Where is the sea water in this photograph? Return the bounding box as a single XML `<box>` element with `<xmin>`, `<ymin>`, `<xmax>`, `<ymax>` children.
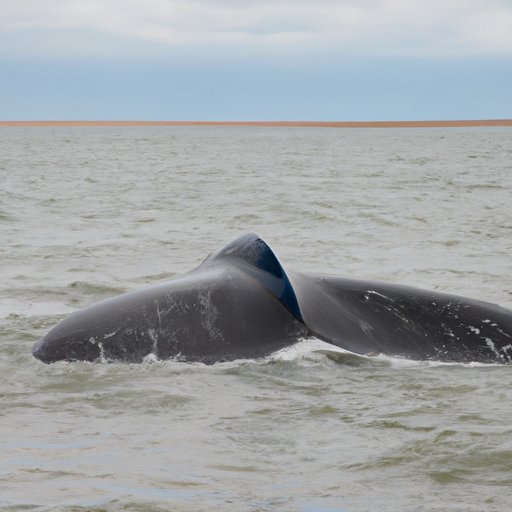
<box><xmin>1</xmin><ymin>126</ymin><xmax>512</xmax><ymax>511</ymax></box>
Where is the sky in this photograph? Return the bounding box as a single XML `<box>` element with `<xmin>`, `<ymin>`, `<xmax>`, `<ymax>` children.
<box><xmin>1</xmin><ymin>0</ymin><xmax>512</xmax><ymax>120</ymax></box>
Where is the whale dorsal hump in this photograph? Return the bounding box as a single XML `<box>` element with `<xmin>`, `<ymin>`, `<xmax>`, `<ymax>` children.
<box><xmin>203</xmin><ymin>233</ymin><xmax>303</xmax><ymax>322</ymax></box>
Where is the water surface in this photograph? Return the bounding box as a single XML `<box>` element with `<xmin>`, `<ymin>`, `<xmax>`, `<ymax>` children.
<box><xmin>1</xmin><ymin>126</ymin><xmax>512</xmax><ymax>511</ymax></box>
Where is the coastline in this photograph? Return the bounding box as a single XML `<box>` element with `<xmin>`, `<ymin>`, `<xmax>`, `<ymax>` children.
<box><xmin>0</xmin><ymin>120</ymin><xmax>511</xmax><ymax>128</ymax></box>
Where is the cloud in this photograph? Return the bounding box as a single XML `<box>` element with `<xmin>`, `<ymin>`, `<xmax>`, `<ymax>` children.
<box><xmin>1</xmin><ymin>0</ymin><xmax>512</xmax><ymax>60</ymax></box>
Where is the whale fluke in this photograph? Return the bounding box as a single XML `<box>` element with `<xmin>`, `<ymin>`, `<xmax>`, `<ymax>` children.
<box><xmin>33</xmin><ymin>234</ymin><xmax>512</xmax><ymax>364</ymax></box>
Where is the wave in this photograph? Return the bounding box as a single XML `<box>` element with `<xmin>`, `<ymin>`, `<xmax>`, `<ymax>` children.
<box><xmin>49</xmin><ymin>336</ymin><xmax>507</xmax><ymax>369</ymax></box>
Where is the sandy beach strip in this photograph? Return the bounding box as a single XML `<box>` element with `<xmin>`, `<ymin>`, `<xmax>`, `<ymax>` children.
<box><xmin>0</xmin><ymin>120</ymin><xmax>511</xmax><ymax>128</ymax></box>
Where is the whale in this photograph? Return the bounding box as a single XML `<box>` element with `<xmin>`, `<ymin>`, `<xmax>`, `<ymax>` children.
<box><xmin>33</xmin><ymin>233</ymin><xmax>512</xmax><ymax>364</ymax></box>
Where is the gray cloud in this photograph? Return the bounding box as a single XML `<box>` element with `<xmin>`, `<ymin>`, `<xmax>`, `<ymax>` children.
<box><xmin>1</xmin><ymin>0</ymin><xmax>512</xmax><ymax>59</ymax></box>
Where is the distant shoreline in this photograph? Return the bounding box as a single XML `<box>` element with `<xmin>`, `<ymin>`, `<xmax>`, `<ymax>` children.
<box><xmin>1</xmin><ymin>120</ymin><xmax>511</xmax><ymax>128</ymax></box>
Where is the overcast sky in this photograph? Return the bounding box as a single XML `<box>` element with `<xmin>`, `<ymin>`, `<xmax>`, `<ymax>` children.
<box><xmin>1</xmin><ymin>0</ymin><xmax>512</xmax><ymax>120</ymax></box>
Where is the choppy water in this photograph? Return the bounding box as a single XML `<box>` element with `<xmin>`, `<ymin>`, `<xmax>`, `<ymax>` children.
<box><xmin>1</xmin><ymin>126</ymin><xmax>512</xmax><ymax>511</ymax></box>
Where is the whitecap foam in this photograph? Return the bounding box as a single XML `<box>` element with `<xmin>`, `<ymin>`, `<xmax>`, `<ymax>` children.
<box><xmin>270</xmin><ymin>337</ymin><xmax>352</xmax><ymax>361</ymax></box>
<box><xmin>90</xmin><ymin>336</ymin><xmax>508</xmax><ymax>369</ymax></box>
<box><xmin>269</xmin><ymin>338</ymin><xmax>508</xmax><ymax>369</ymax></box>
<box><xmin>269</xmin><ymin>337</ymin><xmax>393</xmax><ymax>367</ymax></box>
<box><xmin>142</xmin><ymin>352</ymin><xmax>159</xmax><ymax>363</ymax></box>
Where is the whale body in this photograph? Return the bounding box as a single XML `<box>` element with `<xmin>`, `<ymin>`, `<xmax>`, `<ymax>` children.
<box><xmin>33</xmin><ymin>234</ymin><xmax>512</xmax><ymax>364</ymax></box>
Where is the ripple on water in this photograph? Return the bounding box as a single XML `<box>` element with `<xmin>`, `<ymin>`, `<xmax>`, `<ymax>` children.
<box><xmin>2</xmin><ymin>127</ymin><xmax>512</xmax><ymax>512</ymax></box>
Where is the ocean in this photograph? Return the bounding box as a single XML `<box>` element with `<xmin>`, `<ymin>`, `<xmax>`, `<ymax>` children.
<box><xmin>1</xmin><ymin>126</ymin><xmax>512</xmax><ymax>511</ymax></box>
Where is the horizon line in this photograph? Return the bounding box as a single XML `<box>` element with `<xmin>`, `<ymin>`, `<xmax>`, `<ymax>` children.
<box><xmin>1</xmin><ymin>119</ymin><xmax>511</xmax><ymax>128</ymax></box>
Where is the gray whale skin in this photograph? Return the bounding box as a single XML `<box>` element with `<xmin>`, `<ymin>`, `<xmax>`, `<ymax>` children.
<box><xmin>33</xmin><ymin>234</ymin><xmax>512</xmax><ymax>364</ymax></box>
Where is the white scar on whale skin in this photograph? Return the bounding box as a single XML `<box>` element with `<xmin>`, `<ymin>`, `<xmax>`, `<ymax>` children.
<box><xmin>148</xmin><ymin>328</ymin><xmax>158</xmax><ymax>355</ymax></box>
<box><xmin>485</xmin><ymin>338</ymin><xmax>503</xmax><ymax>360</ymax></box>
<box><xmin>501</xmin><ymin>344</ymin><xmax>512</xmax><ymax>362</ymax></box>
<box><xmin>198</xmin><ymin>288</ymin><xmax>223</xmax><ymax>342</ymax></box>
<box><xmin>496</xmin><ymin>327</ymin><xmax>512</xmax><ymax>339</ymax></box>
<box><xmin>366</xmin><ymin>290</ymin><xmax>389</xmax><ymax>300</ymax></box>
